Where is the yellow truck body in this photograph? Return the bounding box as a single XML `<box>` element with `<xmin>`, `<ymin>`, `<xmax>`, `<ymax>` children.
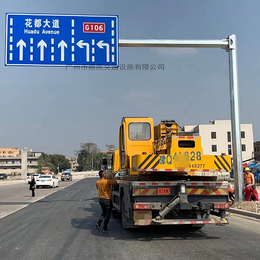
<box><xmin>114</xmin><ymin>117</ymin><xmax>231</xmax><ymax>177</ymax></box>
<box><xmin>111</xmin><ymin>117</ymin><xmax>230</xmax><ymax>229</ymax></box>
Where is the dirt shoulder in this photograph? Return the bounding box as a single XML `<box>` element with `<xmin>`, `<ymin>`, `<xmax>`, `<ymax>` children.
<box><xmin>231</xmin><ymin>201</ymin><xmax>260</xmax><ymax>213</ymax></box>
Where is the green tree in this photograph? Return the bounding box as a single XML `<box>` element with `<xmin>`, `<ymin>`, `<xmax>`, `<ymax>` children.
<box><xmin>37</xmin><ymin>153</ymin><xmax>55</xmax><ymax>173</ymax></box>
<box><xmin>76</xmin><ymin>142</ymin><xmax>102</xmax><ymax>171</ymax></box>
<box><xmin>76</xmin><ymin>149</ymin><xmax>89</xmax><ymax>171</ymax></box>
<box><xmin>37</xmin><ymin>153</ymin><xmax>71</xmax><ymax>174</ymax></box>
<box><xmin>49</xmin><ymin>154</ymin><xmax>71</xmax><ymax>173</ymax></box>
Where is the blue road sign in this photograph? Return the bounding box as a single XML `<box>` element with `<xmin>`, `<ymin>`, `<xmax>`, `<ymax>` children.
<box><xmin>5</xmin><ymin>13</ymin><xmax>118</xmax><ymax>66</ymax></box>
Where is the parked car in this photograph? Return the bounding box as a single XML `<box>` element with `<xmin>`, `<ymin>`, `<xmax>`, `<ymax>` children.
<box><xmin>36</xmin><ymin>175</ymin><xmax>59</xmax><ymax>188</ymax></box>
<box><xmin>61</xmin><ymin>172</ymin><xmax>72</xmax><ymax>181</ymax></box>
<box><xmin>0</xmin><ymin>173</ymin><xmax>7</xmax><ymax>180</ymax></box>
<box><xmin>27</xmin><ymin>173</ymin><xmax>41</xmax><ymax>184</ymax></box>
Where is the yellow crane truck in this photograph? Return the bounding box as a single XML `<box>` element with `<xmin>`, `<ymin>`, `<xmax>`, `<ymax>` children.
<box><xmin>111</xmin><ymin>117</ymin><xmax>231</xmax><ymax>229</ymax></box>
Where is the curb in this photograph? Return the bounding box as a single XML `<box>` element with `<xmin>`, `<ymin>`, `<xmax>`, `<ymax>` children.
<box><xmin>227</xmin><ymin>208</ymin><xmax>260</xmax><ymax>219</ymax></box>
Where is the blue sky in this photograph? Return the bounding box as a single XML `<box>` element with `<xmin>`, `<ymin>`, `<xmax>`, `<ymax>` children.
<box><xmin>1</xmin><ymin>1</ymin><xmax>260</xmax><ymax>156</ymax></box>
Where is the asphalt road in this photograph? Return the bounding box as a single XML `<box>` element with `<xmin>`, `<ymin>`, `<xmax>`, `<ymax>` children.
<box><xmin>0</xmin><ymin>178</ymin><xmax>79</xmax><ymax>219</ymax></box>
<box><xmin>1</xmin><ymin>178</ymin><xmax>260</xmax><ymax>260</ymax></box>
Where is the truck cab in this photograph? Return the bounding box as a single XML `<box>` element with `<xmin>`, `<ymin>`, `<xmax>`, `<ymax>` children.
<box><xmin>118</xmin><ymin>117</ymin><xmax>154</xmax><ymax>175</ymax></box>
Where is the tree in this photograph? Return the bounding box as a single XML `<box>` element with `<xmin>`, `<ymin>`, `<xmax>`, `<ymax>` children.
<box><xmin>76</xmin><ymin>142</ymin><xmax>102</xmax><ymax>171</ymax></box>
<box><xmin>105</xmin><ymin>144</ymin><xmax>116</xmax><ymax>151</ymax></box>
<box><xmin>49</xmin><ymin>154</ymin><xmax>71</xmax><ymax>173</ymax></box>
<box><xmin>37</xmin><ymin>153</ymin><xmax>55</xmax><ymax>173</ymax></box>
<box><xmin>76</xmin><ymin>149</ymin><xmax>89</xmax><ymax>171</ymax></box>
<box><xmin>37</xmin><ymin>153</ymin><xmax>71</xmax><ymax>174</ymax></box>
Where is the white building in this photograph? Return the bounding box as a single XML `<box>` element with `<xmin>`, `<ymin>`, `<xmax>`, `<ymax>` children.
<box><xmin>183</xmin><ymin>120</ymin><xmax>254</xmax><ymax>162</ymax></box>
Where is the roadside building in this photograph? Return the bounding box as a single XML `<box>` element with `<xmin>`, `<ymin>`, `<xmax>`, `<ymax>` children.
<box><xmin>0</xmin><ymin>148</ymin><xmax>19</xmax><ymax>157</ymax></box>
<box><xmin>66</xmin><ymin>157</ymin><xmax>78</xmax><ymax>172</ymax></box>
<box><xmin>183</xmin><ymin>120</ymin><xmax>254</xmax><ymax>162</ymax></box>
<box><xmin>254</xmin><ymin>141</ymin><xmax>260</xmax><ymax>161</ymax></box>
<box><xmin>0</xmin><ymin>147</ymin><xmax>42</xmax><ymax>176</ymax></box>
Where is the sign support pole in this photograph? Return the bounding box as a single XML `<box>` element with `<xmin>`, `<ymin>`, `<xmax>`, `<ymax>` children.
<box><xmin>227</xmin><ymin>35</ymin><xmax>243</xmax><ymax>202</ymax></box>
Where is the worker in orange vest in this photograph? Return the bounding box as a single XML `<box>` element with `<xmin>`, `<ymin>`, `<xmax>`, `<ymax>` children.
<box><xmin>243</xmin><ymin>167</ymin><xmax>259</xmax><ymax>201</ymax></box>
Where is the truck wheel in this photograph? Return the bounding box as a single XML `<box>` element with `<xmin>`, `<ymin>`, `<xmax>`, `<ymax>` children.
<box><xmin>121</xmin><ymin>197</ymin><xmax>130</xmax><ymax>230</ymax></box>
<box><xmin>219</xmin><ymin>210</ymin><xmax>226</xmax><ymax>218</ymax></box>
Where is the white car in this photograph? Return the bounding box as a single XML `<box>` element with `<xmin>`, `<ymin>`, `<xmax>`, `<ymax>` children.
<box><xmin>36</xmin><ymin>175</ymin><xmax>59</xmax><ymax>188</ymax></box>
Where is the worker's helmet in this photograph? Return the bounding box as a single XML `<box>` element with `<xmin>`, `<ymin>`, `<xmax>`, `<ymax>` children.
<box><xmin>244</xmin><ymin>167</ymin><xmax>250</xmax><ymax>172</ymax></box>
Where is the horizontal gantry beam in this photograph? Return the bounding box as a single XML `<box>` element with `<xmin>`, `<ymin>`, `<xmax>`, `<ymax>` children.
<box><xmin>119</xmin><ymin>39</ymin><xmax>230</xmax><ymax>50</ymax></box>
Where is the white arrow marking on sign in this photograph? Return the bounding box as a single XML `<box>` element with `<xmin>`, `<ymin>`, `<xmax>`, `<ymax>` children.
<box><xmin>58</xmin><ymin>40</ymin><xmax>67</xmax><ymax>61</ymax></box>
<box><xmin>97</xmin><ymin>40</ymin><xmax>110</xmax><ymax>62</ymax></box>
<box><xmin>37</xmin><ymin>40</ymin><xmax>47</xmax><ymax>61</ymax></box>
<box><xmin>77</xmin><ymin>40</ymin><xmax>90</xmax><ymax>62</ymax></box>
<box><xmin>16</xmin><ymin>39</ymin><xmax>26</xmax><ymax>61</ymax></box>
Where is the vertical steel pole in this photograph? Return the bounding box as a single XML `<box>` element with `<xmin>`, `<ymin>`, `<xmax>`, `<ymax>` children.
<box><xmin>228</xmin><ymin>34</ymin><xmax>244</xmax><ymax>201</ymax></box>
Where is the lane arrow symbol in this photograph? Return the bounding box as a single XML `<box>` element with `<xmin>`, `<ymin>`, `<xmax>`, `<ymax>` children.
<box><xmin>16</xmin><ymin>39</ymin><xmax>26</xmax><ymax>61</ymax></box>
<box><xmin>97</xmin><ymin>40</ymin><xmax>110</xmax><ymax>62</ymax></box>
<box><xmin>37</xmin><ymin>40</ymin><xmax>47</xmax><ymax>61</ymax></box>
<box><xmin>58</xmin><ymin>40</ymin><xmax>67</xmax><ymax>61</ymax></box>
<box><xmin>77</xmin><ymin>40</ymin><xmax>90</xmax><ymax>62</ymax></box>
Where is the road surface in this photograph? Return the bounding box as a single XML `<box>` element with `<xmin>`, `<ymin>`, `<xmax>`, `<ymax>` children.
<box><xmin>0</xmin><ymin>178</ymin><xmax>260</xmax><ymax>260</ymax></box>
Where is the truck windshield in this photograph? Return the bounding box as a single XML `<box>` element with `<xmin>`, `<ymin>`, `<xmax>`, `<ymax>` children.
<box><xmin>129</xmin><ymin>123</ymin><xmax>151</xmax><ymax>140</ymax></box>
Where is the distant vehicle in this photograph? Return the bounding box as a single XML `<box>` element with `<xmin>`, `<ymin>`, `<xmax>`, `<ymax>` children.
<box><xmin>36</xmin><ymin>175</ymin><xmax>59</xmax><ymax>188</ymax></box>
<box><xmin>41</xmin><ymin>167</ymin><xmax>50</xmax><ymax>175</ymax></box>
<box><xmin>61</xmin><ymin>172</ymin><xmax>72</xmax><ymax>181</ymax></box>
<box><xmin>0</xmin><ymin>173</ymin><xmax>7</xmax><ymax>180</ymax></box>
<box><xmin>27</xmin><ymin>173</ymin><xmax>41</xmax><ymax>184</ymax></box>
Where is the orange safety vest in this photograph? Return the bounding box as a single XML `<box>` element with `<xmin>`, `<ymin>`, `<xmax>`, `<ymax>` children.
<box><xmin>243</xmin><ymin>172</ymin><xmax>254</xmax><ymax>185</ymax></box>
<box><xmin>228</xmin><ymin>186</ymin><xmax>235</xmax><ymax>193</ymax></box>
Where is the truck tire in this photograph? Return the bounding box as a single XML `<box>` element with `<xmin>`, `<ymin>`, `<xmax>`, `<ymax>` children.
<box><xmin>219</xmin><ymin>209</ymin><xmax>226</xmax><ymax>218</ymax></box>
<box><xmin>121</xmin><ymin>197</ymin><xmax>131</xmax><ymax>230</ymax></box>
